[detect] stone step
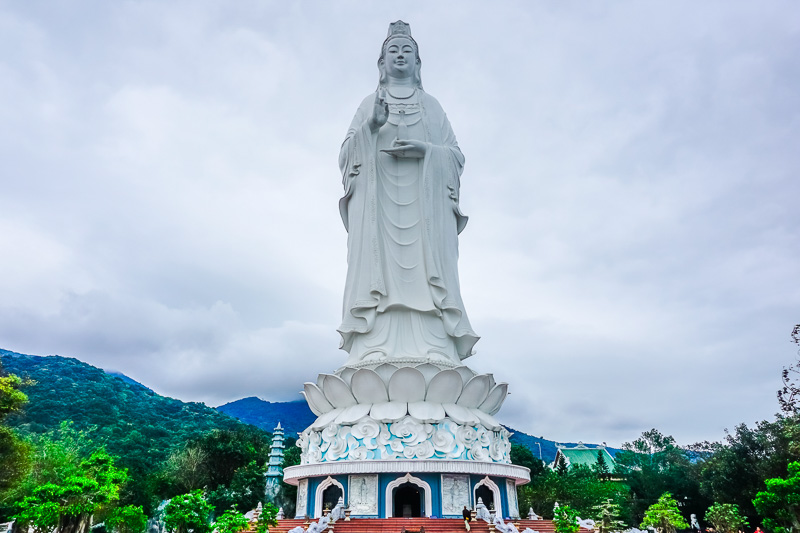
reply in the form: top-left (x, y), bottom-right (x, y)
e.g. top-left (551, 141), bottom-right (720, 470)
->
top-left (265, 517), bottom-right (557, 533)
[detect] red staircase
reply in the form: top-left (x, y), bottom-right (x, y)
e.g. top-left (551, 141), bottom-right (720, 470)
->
top-left (268, 517), bottom-right (558, 533)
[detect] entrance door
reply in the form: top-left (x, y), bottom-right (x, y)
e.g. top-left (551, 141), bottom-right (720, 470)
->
top-left (476, 485), bottom-right (495, 511)
top-left (393, 482), bottom-right (423, 517)
top-left (322, 484), bottom-right (343, 513)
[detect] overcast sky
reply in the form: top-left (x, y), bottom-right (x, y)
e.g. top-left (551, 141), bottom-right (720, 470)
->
top-left (1, 1), bottom-right (798, 447)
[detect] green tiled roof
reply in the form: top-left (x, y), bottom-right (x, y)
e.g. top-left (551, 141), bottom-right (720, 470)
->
top-left (556, 444), bottom-right (616, 472)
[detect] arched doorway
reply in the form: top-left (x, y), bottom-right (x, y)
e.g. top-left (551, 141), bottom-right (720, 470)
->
top-left (475, 485), bottom-right (495, 511)
top-left (322, 484), bottom-right (343, 513)
top-left (393, 482), bottom-right (422, 517)
top-left (314, 476), bottom-right (345, 518)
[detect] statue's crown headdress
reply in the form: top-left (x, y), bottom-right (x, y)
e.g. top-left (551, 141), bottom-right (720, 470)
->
top-left (387, 20), bottom-right (412, 39)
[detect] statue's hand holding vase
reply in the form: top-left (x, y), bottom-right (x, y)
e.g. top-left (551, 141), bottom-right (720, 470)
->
top-left (381, 138), bottom-right (428, 159)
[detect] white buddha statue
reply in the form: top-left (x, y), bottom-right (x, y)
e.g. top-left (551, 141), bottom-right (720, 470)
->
top-left (337, 21), bottom-right (479, 366)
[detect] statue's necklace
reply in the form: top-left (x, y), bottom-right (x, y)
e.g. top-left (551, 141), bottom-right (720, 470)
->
top-left (386, 86), bottom-right (415, 100)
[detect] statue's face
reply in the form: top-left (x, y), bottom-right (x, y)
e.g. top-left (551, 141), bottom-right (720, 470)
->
top-left (382, 37), bottom-right (417, 79)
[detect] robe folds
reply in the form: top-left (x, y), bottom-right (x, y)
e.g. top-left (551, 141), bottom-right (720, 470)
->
top-left (337, 89), bottom-right (479, 364)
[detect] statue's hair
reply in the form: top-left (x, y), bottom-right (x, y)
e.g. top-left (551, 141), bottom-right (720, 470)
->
top-left (377, 34), bottom-right (423, 90)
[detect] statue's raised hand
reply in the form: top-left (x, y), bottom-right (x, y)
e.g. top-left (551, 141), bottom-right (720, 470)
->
top-left (380, 138), bottom-right (428, 159)
top-left (368, 89), bottom-right (389, 133)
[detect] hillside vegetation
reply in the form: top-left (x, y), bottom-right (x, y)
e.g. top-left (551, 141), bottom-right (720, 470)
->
top-left (1, 349), bottom-right (246, 475)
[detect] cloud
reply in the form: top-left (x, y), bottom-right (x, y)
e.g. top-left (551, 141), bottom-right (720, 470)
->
top-left (0, 0), bottom-right (798, 446)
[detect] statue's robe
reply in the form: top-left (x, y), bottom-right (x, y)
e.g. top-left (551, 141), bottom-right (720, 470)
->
top-left (337, 89), bottom-right (479, 364)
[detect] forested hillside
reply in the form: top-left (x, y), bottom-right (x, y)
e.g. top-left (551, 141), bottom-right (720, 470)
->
top-left (0, 349), bottom-right (248, 476)
top-left (0, 349), bottom-right (286, 519)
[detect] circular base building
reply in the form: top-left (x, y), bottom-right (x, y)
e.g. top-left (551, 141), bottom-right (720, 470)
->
top-left (283, 360), bottom-right (530, 519)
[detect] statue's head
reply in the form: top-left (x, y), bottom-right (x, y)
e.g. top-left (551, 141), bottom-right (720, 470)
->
top-left (378, 20), bottom-right (422, 88)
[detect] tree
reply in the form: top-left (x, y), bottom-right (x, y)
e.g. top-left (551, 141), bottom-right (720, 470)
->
top-left (165, 446), bottom-right (210, 494)
top-left (14, 448), bottom-right (128, 533)
top-left (106, 505), bottom-right (148, 533)
top-left (556, 454), bottom-right (569, 476)
top-left (705, 503), bottom-right (748, 533)
top-left (698, 418), bottom-right (795, 522)
top-left (0, 368), bottom-right (32, 511)
top-left (616, 429), bottom-right (706, 523)
top-left (512, 443), bottom-right (546, 477)
top-left (592, 499), bottom-right (627, 533)
top-left (254, 503), bottom-right (278, 533)
top-left (207, 461), bottom-right (266, 513)
top-left (777, 325), bottom-right (800, 415)
top-left (163, 491), bottom-right (213, 533)
top-left (640, 493), bottom-right (689, 533)
top-left (554, 504), bottom-right (580, 533)
top-left (0, 372), bottom-right (30, 418)
top-left (212, 509), bottom-right (249, 533)
top-left (752, 461), bottom-right (800, 533)
top-left (596, 450), bottom-right (610, 480)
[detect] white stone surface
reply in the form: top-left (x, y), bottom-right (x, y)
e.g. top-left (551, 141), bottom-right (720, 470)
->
top-left (337, 21), bottom-right (478, 365)
top-left (297, 416), bottom-right (511, 464)
top-left (506, 479), bottom-right (520, 519)
top-left (441, 474), bottom-right (471, 516)
top-left (348, 474), bottom-right (379, 516)
top-left (284, 459), bottom-right (530, 486)
top-left (295, 479), bottom-right (308, 518)
top-left (476, 498), bottom-right (491, 522)
top-left (307, 516), bottom-right (329, 533)
top-left (304, 363), bottom-right (508, 430)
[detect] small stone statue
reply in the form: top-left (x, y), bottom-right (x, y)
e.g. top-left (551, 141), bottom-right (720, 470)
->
top-left (476, 498), bottom-right (491, 522)
top-left (276, 508), bottom-right (285, 520)
top-left (329, 497), bottom-right (346, 523)
top-left (306, 515), bottom-right (330, 533)
top-left (493, 513), bottom-right (519, 533)
top-left (527, 508), bottom-right (540, 520)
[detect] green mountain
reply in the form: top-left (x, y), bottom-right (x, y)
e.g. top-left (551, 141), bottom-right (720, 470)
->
top-left (216, 397), bottom-right (315, 439)
top-left (1, 348), bottom-right (614, 467)
top-left (0, 349), bottom-right (249, 476)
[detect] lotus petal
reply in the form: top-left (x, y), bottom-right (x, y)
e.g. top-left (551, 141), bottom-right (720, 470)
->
top-left (415, 363), bottom-right (441, 384)
top-left (320, 374), bottom-right (357, 408)
top-left (443, 403), bottom-right (480, 425)
top-left (351, 368), bottom-right (389, 404)
top-left (425, 369), bottom-right (463, 403)
top-left (303, 383), bottom-right (333, 415)
top-left (300, 391), bottom-right (321, 416)
top-left (335, 403), bottom-right (373, 425)
top-left (370, 401), bottom-right (408, 422)
top-left (338, 367), bottom-right (357, 385)
top-left (388, 367), bottom-right (426, 402)
top-left (479, 383), bottom-right (508, 415)
top-left (473, 408), bottom-right (503, 431)
top-left (454, 366), bottom-right (476, 385)
top-left (374, 363), bottom-right (398, 383)
top-left (457, 375), bottom-right (491, 408)
top-left (408, 401), bottom-right (446, 422)
top-left (485, 373), bottom-right (496, 389)
top-left (311, 408), bottom-right (341, 430)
